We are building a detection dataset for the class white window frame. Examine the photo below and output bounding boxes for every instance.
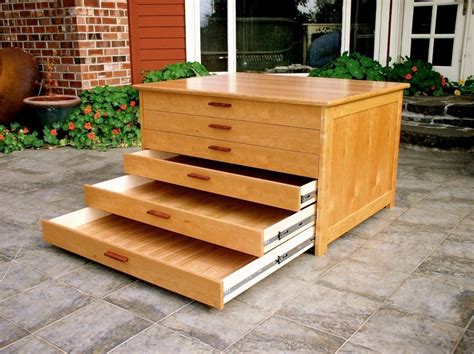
[185,0,390,72]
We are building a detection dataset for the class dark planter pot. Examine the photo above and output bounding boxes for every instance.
[23,95,81,129]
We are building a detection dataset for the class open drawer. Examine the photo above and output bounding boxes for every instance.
[84,175,316,257]
[124,150,317,212]
[43,208,315,309]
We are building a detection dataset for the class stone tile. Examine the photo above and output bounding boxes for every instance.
[416,251,474,291]
[349,216,394,238]
[228,316,344,353]
[37,300,151,353]
[16,248,89,277]
[373,206,408,221]
[161,300,268,351]
[374,220,448,247]
[437,235,474,261]
[326,233,369,258]
[105,281,191,322]
[413,192,473,217]
[110,324,216,353]
[451,212,474,238]
[0,262,48,300]
[395,188,428,208]
[0,279,94,332]
[0,220,29,259]
[398,207,462,229]
[319,259,408,302]
[275,252,340,283]
[235,271,309,313]
[455,329,474,354]
[338,341,379,353]
[396,176,441,192]
[56,262,134,298]
[351,306,463,353]
[388,275,474,327]
[277,284,379,339]
[350,239,434,273]
[2,335,63,354]
[0,318,29,349]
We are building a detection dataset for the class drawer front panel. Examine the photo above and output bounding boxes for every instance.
[143,111,320,154]
[84,175,316,256]
[43,208,315,309]
[123,150,317,212]
[141,91,321,129]
[142,130,319,178]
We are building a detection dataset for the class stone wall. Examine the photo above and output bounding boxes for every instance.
[0,0,131,95]
[401,96,474,150]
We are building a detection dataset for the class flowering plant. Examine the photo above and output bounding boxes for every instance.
[0,123,43,153]
[444,75,474,96]
[43,85,141,149]
[384,57,445,96]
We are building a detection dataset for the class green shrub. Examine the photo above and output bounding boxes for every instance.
[43,85,141,149]
[385,56,445,96]
[309,52,386,81]
[143,62,210,83]
[444,75,474,96]
[0,123,43,154]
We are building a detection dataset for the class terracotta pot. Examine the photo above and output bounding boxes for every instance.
[23,95,81,126]
[0,48,40,124]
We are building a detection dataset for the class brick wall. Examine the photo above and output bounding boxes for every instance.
[0,0,131,95]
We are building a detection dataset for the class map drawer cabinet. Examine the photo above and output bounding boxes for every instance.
[43,73,408,309]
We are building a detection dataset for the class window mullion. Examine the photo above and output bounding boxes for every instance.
[227,0,237,72]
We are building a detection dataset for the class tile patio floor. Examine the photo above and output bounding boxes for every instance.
[0,145,473,353]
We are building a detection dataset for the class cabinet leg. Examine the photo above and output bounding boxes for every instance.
[315,242,327,256]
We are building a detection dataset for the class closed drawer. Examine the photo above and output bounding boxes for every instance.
[84,175,316,257]
[124,150,317,212]
[142,91,321,129]
[43,208,315,309]
[142,130,319,178]
[143,111,320,154]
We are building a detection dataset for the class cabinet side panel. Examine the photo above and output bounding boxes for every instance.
[318,94,402,249]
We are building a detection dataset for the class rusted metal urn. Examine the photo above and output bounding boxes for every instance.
[0,48,40,124]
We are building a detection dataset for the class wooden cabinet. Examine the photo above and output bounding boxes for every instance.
[43,73,408,309]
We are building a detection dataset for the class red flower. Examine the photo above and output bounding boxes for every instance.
[83,106,92,115]
[404,73,412,80]
[130,100,136,107]
[94,112,101,119]
[111,128,120,135]
[120,104,127,110]
[88,132,95,140]
[23,127,29,134]
[431,85,436,90]
[0,134,4,141]
[84,122,92,130]
[68,122,75,130]
[411,66,417,72]
[50,129,57,136]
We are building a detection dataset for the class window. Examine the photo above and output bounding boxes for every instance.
[186,0,384,72]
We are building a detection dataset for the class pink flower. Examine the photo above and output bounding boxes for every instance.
[50,129,57,136]
[404,73,412,80]
[88,132,95,140]
[411,66,417,72]
[23,127,29,134]
[130,100,136,107]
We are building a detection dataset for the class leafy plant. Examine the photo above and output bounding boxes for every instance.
[444,75,474,96]
[143,62,210,83]
[43,85,141,149]
[309,52,386,81]
[385,56,445,96]
[0,123,43,154]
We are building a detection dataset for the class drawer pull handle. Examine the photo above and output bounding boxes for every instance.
[208,101,232,108]
[208,145,231,152]
[147,210,171,219]
[104,251,128,263]
[208,123,232,130]
[187,173,210,181]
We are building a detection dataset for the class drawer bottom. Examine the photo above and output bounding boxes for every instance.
[43,208,314,309]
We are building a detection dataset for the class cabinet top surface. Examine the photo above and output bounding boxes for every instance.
[134,73,409,107]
